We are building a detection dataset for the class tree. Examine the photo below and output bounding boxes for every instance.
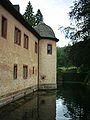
[57,46,72,68]
[60,0,90,42]
[35,9,43,25]
[67,0,90,70]
[69,38,90,70]
[23,1,35,26]
[59,0,90,71]
[69,0,90,41]
[23,2,44,26]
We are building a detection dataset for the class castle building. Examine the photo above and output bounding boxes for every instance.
[0,0,59,107]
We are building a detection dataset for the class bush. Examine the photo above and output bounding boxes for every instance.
[65,68,77,73]
[57,67,87,83]
[63,73,87,82]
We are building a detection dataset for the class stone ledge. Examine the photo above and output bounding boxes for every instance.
[0,85,38,108]
[39,84,57,90]
[0,84,57,108]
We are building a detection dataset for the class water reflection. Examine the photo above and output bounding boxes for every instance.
[0,84,90,120]
[56,98,71,120]
[57,84,90,120]
[0,92,56,120]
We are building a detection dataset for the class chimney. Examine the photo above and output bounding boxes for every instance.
[13,5,20,12]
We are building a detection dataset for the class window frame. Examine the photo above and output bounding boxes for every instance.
[14,27,21,46]
[47,44,52,55]
[24,34,29,49]
[23,65,28,79]
[33,66,34,74]
[35,42,38,54]
[13,64,17,79]
[1,16,7,39]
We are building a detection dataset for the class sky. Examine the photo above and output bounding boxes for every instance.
[10,0,74,47]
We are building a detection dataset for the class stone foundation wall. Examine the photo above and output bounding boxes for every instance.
[0,85,38,108]
[39,84,57,90]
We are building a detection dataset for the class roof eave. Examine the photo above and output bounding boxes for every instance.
[40,37,59,42]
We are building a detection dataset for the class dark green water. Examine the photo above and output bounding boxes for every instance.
[0,84,90,120]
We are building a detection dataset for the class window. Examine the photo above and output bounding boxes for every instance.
[33,66,34,74]
[14,64,17,79]
[24,34,29,49]
[14,27,21,45]
[2,16,7,38]
[47,44,52,54]
[35,42,38,53]
[23,65,28,79]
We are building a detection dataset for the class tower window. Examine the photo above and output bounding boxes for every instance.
[2,16,7,39]
[47,44,52,54]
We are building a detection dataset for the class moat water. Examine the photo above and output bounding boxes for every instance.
[0,84,90,120]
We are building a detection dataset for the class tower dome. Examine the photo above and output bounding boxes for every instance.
[34,22,59,42]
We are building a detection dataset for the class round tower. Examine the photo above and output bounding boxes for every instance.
[34,22,59,89]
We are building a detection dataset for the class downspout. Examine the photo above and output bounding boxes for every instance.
[38,39,40,90]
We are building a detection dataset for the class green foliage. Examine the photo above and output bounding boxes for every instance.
[59,0,90,81]
[35,9,43,25]
[57,67,86,83]
[23,1,35,26]
[60,0,90,42]
[63,73,87,82]
[69,39,90,69]
[57,45,72,68]
[23,1,43,26]
[84,70,90,84]
[57,67,77,73]
[69,0,90,40]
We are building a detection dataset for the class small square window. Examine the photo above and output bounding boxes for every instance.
[47,44,52,54]
[14,64,17,79]
[23,65,28,79]
[2,16,7,39]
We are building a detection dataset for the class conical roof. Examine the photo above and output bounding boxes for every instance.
[34,22,59,42]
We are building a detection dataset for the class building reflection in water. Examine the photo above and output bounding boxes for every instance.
[38,93,56,120]
[1,84,90,120]
[0,92,56,120]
